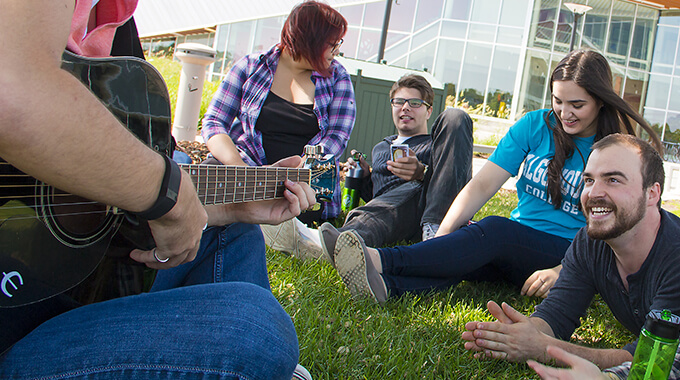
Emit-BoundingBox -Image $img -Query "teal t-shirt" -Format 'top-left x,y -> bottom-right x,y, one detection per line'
488,109 -> 595,240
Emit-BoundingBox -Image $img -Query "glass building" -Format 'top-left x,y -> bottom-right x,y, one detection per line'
137,0 -> 680,148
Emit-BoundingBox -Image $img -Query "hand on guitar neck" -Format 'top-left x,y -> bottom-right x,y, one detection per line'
202,156 -> 318,227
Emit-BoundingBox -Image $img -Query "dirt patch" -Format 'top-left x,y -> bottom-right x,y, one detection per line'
176,140 -> 209,163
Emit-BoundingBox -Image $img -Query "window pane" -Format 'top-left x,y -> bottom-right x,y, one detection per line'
226,21 -> 254,69
444,0 -> 472,21
148,38 -> 175,57
442,20 -> 468,39
253,17 -> 283,53
518,50 -> 551,114
415,0 -> 444,29
434,39 -> 464,88
468,23 -> 496,42
338,4 -> 365,25
496,26 -> 524,45
642,108 -> 666,142
356,29 -> 381,60
471,0 -> 501,23
623,70 -> 648,114
554,7 -> 572,53
670,77 -> 680,112
582,0 -> 611,53
458,43 -> 493,112
500,0 -> 530,27
392,56 -> 407,67
412,21 -> 440,47
659,14 -> 680,27
389,0 -> 417,32
630,7 -> 657,68
651,25 -> 678,75
213,25 -> 230,75
487,46 -> 520,118
341,28 -> 360,59
407,40 -> 436,71
531,0 -> 558,50
383,35 -> 411,64
363,1 -> 386,28
606,1 -> 635,65
185,33 -> 211,47
645,73 -> 671,109
667,112 -> 680,144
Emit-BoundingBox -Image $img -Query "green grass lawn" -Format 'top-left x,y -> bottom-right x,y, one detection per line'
147,56 -> 638,379
266,190 -> 635,379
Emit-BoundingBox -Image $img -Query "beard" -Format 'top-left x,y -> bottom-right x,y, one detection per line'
585,194 -> 646,240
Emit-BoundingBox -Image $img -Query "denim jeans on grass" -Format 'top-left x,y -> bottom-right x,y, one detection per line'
0,223 -> 298,380
378,216 -> 571,297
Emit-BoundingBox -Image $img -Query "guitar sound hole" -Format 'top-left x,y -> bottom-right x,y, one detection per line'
41,187 -> 120,247
52,193 -> 111,236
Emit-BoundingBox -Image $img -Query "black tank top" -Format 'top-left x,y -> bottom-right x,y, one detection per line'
254,91 -> 320,164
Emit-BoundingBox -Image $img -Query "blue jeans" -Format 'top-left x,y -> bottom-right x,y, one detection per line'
378,216 -> 571,297
0,223 -> 298,380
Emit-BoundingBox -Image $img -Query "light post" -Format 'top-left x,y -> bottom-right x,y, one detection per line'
564,2 -> 593,52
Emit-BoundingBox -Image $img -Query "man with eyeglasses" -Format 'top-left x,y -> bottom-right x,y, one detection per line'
314,74 -> 473,258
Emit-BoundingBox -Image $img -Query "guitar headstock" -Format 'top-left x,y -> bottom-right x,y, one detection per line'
303,145 -> 336,202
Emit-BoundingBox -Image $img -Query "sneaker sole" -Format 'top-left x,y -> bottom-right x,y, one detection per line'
334,232 -> 377,302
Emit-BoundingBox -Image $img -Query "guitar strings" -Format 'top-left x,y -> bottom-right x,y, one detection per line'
0,165 -> 332,218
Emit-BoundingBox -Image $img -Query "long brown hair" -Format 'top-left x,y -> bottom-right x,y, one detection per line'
545,49 -> 662,208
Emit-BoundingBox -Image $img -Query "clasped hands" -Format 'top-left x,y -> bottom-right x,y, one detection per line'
462,301 -> 549,362
463,301 -> 608,380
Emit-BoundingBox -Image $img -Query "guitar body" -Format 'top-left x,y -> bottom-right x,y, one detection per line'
0,51 -> 173,307
0,51 -> 337,308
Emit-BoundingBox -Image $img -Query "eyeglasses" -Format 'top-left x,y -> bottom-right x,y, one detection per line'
390,98 -> 431,108
329,39 -> 343,53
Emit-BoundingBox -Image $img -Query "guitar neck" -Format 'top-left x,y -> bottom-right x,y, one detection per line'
179,164 -> 311,206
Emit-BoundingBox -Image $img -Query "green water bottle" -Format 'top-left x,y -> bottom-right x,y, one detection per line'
629,309 -> 680,380
341,166 -> 363,212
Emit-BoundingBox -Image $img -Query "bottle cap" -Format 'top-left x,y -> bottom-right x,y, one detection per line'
644,309 -> 680,340
347,167 -> 364,179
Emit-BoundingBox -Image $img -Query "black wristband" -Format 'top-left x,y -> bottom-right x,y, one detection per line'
135,154 -> 181,220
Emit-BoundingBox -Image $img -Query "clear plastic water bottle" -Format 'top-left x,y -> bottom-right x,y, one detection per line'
629,309 -> 680,380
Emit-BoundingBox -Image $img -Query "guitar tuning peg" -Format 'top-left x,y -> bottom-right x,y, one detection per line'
304,145 -> 324,159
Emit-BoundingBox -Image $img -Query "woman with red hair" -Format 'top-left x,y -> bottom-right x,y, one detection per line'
202,1 -> 356,228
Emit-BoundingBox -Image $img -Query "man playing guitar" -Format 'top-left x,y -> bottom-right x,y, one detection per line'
0,1 -> 316,379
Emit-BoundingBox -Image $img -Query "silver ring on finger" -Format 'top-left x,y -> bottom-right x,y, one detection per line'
153,247 -> 169,263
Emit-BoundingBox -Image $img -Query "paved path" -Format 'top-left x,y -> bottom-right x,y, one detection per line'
472,157 -> 518,191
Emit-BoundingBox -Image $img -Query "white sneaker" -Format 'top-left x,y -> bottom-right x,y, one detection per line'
292,364 -> 313,380
261,218 -> 327,262
422,222 -> 439,241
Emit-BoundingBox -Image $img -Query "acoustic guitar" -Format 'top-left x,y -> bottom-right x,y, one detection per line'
0,51 -> 336,308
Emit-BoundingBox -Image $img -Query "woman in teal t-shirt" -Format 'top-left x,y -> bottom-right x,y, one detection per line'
328,49 -> 662,303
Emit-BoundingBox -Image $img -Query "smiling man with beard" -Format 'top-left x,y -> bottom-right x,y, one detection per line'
461,134 -> 680,372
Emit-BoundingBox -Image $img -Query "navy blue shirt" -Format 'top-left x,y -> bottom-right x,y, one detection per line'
532,209 -> 680,354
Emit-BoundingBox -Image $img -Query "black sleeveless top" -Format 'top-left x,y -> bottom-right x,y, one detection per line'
254,91 -> 320,164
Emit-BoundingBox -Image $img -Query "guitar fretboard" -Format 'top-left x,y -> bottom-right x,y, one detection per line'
180,164 -> 311,206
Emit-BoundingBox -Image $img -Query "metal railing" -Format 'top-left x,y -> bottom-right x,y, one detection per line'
664,142 -> 680,163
